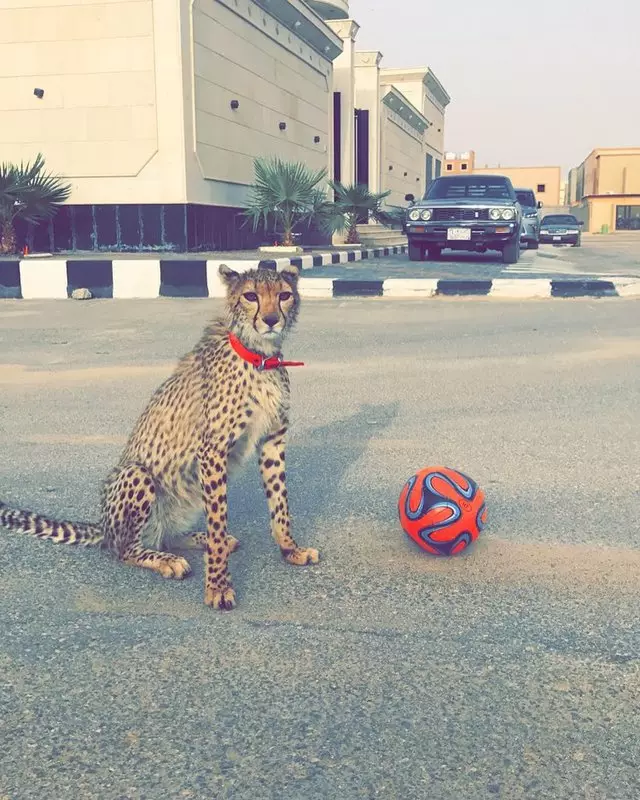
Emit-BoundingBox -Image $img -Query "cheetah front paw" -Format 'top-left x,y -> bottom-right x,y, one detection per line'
157,555 -> 192,580
204,583 -> 237,611
282,547 -> 320,566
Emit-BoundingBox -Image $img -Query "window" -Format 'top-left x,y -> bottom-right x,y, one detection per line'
615,205 -> 640,230
446,163 -> 453,171
461,163 -> 468,171
537,184 -> 546,193
427,175 -> 513,200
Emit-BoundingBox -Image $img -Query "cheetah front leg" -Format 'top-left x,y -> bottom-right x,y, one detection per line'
198,443 -> 237,610
259,426 -> 319,566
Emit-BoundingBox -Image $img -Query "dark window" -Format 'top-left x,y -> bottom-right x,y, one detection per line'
516,190 -> 537,208
615,205 -> 640,230
446,163 -> 453,171
537,184 -> 546,193
435,159 -> 441,178
461,163 -> 468,171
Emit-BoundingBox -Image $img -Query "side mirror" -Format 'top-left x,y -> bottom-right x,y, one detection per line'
537,201 -> 543,209
578,220 -> 584,226
405,194 -> 415,203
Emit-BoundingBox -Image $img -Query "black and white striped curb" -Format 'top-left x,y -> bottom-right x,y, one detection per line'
0,247 -> 407,300
1,255 -> 638,299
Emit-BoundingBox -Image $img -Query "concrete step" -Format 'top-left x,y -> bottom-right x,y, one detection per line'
355,224 -> 407,247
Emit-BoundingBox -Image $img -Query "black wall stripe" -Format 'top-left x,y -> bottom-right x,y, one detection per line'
333,280 -> 384,297
0,260 -> 22,299
312,255 -> 324,267
551,280 -> 618,297
159,260 -> 208,297
66,260 -> 113,298
437,280 -> 493,296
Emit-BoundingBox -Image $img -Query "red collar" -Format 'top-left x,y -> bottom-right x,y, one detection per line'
228,332 -> 305,371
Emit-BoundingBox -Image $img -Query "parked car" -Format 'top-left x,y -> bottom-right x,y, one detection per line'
404,175 -> 523,264
515,188 -> 542,249
539,214 -> 584,247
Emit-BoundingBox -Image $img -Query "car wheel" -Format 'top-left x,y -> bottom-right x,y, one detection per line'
572,238 -> 581,248
408,241 -> 423,261
502,237 -> 521,264
528,240 -> 539,250
426,246 -> 441,260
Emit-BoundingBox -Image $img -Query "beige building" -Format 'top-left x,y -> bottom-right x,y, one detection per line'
441,153 -> 562,207
568,147 -> 640,233
472,166 -> 562,207
1,0 -> 451,252
443,151 -> 476,174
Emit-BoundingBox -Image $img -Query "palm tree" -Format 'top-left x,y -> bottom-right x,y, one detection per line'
243,157 -> 329,247
0,153 -> 71,254
328,181 -> 395,245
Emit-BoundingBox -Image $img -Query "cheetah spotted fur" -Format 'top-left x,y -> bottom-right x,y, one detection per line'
0,263 -> 318,610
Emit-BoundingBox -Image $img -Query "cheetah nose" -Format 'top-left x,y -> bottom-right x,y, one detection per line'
262,313 -> 279,329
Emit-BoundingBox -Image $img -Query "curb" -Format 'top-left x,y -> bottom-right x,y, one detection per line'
1,255 -> 638,300
0,247 -> 407,300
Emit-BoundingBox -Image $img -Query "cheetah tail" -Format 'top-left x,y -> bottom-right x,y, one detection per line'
0,499 -> 103,546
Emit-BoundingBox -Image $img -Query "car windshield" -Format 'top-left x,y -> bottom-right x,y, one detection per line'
541,215 -> 579,225
516,190 -> 536,207
426,176 -> 513,200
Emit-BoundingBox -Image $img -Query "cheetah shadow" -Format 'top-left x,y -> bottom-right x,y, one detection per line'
224,401 -> 400,553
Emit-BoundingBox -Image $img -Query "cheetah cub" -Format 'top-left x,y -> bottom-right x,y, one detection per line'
0,263 -> 318,610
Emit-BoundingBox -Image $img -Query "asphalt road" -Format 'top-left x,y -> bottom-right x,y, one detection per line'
301,233 -> 640,281
1,296 -> 639,800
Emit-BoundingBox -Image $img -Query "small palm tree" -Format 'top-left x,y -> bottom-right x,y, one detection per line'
0,153 -> 72,254
328,181 -> 394,244
243,157 -> 329,247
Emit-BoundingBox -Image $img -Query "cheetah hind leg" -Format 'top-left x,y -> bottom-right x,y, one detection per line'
106,464 -> 192,580
175,531 -> 241,554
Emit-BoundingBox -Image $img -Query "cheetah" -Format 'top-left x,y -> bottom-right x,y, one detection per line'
0,263 -> 319,610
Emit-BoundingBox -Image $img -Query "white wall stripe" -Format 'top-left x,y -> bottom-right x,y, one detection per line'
112,259 -> 161,299
298,277 -> 333,297
383,279 -> 438,297
299,254 -> 314,270
489,279 -> 552,299
19,259 -> 68,299
614,280 -> 640,297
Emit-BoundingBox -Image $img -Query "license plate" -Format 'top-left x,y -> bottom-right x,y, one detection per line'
553,235 -> 561,241
447,227 -> 471,241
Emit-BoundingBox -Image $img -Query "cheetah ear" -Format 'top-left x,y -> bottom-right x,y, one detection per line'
279,265 -> 300,286
218,264 -> 241,288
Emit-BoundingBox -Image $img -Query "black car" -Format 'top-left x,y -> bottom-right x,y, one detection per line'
539,214 -> 583,246
404,175 -> 523,264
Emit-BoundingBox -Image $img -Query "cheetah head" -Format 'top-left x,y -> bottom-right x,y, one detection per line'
218,264 -> 301,352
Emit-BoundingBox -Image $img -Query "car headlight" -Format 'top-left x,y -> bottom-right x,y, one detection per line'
501,208 -> 515,220
421,209 -> 432,221
489,208 -> 502,220
408,209 -> 421,221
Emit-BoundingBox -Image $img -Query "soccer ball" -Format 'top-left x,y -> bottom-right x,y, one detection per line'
398,466 -> 487,556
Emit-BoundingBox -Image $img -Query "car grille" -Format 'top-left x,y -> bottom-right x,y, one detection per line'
432,208 -> 490,221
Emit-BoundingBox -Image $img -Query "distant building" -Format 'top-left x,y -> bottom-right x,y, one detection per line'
440,153 -> 562,207
472,166 -> 562,207
443,151 -> 476,174
567,147 -> 640,232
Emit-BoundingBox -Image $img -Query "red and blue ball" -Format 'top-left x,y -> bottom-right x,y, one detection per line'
398,466 -> 487,556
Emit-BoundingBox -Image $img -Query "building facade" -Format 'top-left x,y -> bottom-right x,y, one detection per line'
567,147 -> 640,232
0,0 -> 451,252
441,154 -> 562,207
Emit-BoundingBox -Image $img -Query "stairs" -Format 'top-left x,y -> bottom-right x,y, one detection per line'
355,224 -> 407,248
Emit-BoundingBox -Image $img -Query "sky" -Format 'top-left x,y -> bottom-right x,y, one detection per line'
348,0 -> 640,175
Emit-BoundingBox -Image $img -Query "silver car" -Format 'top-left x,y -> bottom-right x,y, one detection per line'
515,188 -> 542,249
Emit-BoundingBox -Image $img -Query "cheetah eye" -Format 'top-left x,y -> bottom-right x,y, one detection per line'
279,292 -> 292,302
243,292 -> 258,302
